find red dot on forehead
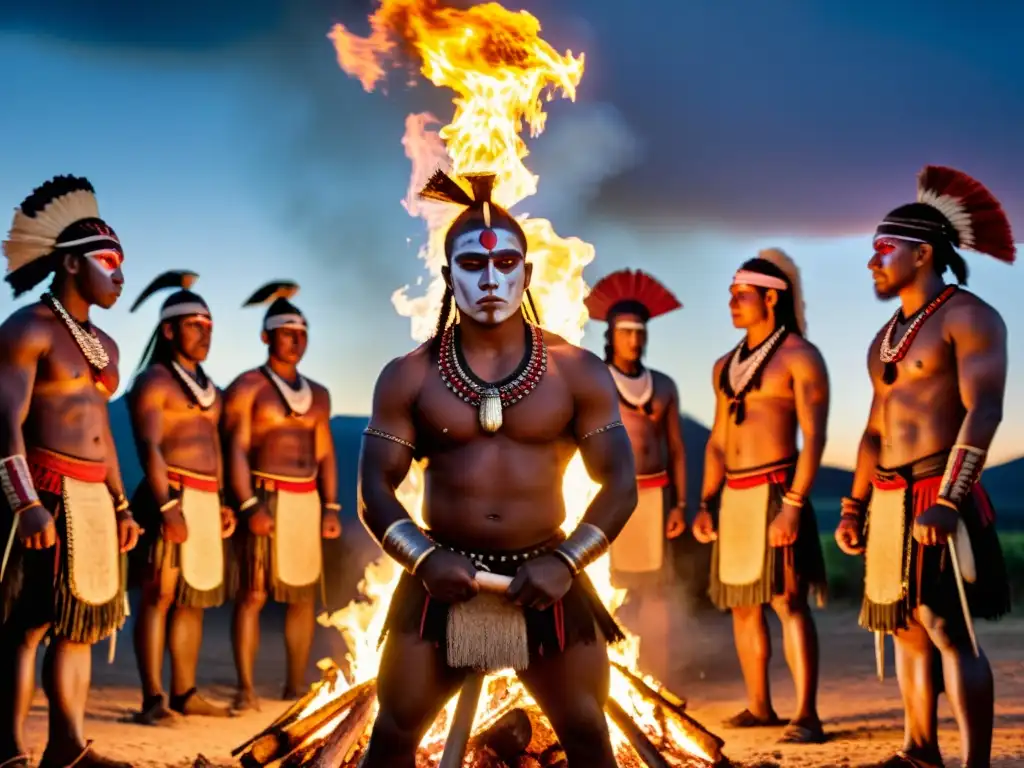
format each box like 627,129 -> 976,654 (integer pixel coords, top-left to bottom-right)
479,229 -> 498,251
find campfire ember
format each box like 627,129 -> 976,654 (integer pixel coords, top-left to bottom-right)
238,1 -> 727,765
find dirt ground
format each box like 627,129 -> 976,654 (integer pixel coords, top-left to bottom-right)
15,602 -> 1024,767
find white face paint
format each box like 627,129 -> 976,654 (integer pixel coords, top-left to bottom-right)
449,229 -> 527,325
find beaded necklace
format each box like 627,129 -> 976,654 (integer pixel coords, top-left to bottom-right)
879,285 -> 957,384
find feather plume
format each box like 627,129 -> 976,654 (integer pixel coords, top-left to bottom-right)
3,176 -> 100,273
242,281 -> 300,307
418,169 -> 475,206
130,270 -> 199,312
757,248 -> 807,336
464,173 -> 497,204
584,269 -> 682,322
917,165 -> 1015,263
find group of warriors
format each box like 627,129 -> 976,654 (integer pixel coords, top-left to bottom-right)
0,162 -> 1013,768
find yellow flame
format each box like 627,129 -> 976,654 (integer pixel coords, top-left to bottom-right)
315,1 -> 714,763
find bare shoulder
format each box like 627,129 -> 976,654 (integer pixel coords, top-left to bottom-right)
304,376 -> 332,407
649,368 -> 679,397
0,302 -> 54,353
223,368 -> 267,402
372,341 -> 431,405
944,289 -> 1006,342
711,349 -> 732,388
545,331 -> 614,390
130,364 -> 174,399
781,334 -> 827,376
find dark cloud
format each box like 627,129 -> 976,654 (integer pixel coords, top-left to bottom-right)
7,0 -> 1024,236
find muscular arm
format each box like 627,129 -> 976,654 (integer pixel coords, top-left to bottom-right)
662,379 -> 687,508
849,392 -> 883,503
950,306 -> 1007,451
221,376 -> 260,507
315,389 -> 339,509
0,315 -> 44,459
700,359 -> 730,504
787,345 -> 830,500
572,353 -> 638,542
102,401 -> 128,501
128,375 -> 171,507
357,358 -> 418,541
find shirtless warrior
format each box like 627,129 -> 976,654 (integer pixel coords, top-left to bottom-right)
692,249 -> 829,744
0,176 -> 141,768
358,170 -> 637,768
127,271 -> 235,724
223,282 -> 341,710
836,165 -> 1014,768
584,269 -> 686,679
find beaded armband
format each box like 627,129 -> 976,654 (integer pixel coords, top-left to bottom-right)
579,421 -> 624,442
938,444 -> 987,509
0,454 -> 40,514
380,519 -> 436,574
553,523 -> 610,576
363,427 -> 416,452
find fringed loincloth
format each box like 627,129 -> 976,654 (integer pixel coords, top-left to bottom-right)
708,458 -> 827,611
0,448 -> 126,644
235,471 -> 322,604
859,450 -> 1010,636
381,534 -> 625,672
129,467 -> 228,608
610,472 -> 671,591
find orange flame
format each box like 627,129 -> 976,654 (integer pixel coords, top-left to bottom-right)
316,1 -> 715,763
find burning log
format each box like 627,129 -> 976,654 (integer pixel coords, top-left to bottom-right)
606,699 -> 671,768
611,660 -> 687,712
238,680 -> 376,767
306,687 -> 377,767
438,673 -> 485,768
471,708 -> 533,762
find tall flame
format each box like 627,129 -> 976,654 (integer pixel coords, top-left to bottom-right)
315,1 -> 714,762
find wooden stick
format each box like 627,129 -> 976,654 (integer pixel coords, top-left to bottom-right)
438,673 -> 485,768
475,572 -> 512,594
307,688 -> 377,768
611,661 -> 688,712
605,699 -> 671,768
875,631 -> 885,682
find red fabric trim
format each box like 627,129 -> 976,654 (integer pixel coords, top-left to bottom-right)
253,474 -> 317,493
27,448 -> 107,488
419,596 -> 430,639
168,468 -> 219,493
725,468 -> 788,489
637,472 -> 669,490
872,472 -> 994,526
871,474 -> 908,492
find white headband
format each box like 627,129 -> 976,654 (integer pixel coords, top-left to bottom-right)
161,302 -> 210,321
613,320 -> 646,331
57,233 -> 122,249
733,269 -> 788,291
265,313 -> 306,331
873,233 -> 927,245
451,228 -> 525,260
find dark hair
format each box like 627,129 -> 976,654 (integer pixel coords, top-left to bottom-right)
737,258 -> 801,336
879,203 -> 968,285
930,239 -> 969,285
602,300 -> 650,363
6,251 -> 67,297
133,320 -> 178,379
429,282 -> 542,354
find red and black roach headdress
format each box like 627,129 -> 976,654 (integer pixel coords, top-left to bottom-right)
875,165 -> 1016,284
417,169 -> 539,340
584,269 -> 682,326
3,175 -> 123,297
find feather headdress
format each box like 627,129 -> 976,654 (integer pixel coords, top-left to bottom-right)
3,175 -> 122,296
244,281 -> 305,331
876,165 -> 1015,264
584,269 -> 682,323
131,270 -> 207,320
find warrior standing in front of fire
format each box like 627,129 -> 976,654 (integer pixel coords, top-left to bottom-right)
126,271 -> 235,725
358,170 -> 637,768
584,269 -> 686,680
0,176 -> 141,768
222,283 -> 341,711
692,249 -> 829,744
836,166 -> 1013,768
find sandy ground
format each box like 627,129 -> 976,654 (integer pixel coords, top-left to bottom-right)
15,601 -> 1024,767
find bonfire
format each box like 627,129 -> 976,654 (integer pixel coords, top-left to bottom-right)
235,1 -> 726,765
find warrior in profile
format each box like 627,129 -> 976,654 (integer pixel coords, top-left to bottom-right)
222,283 -> 341,711
0,175 -> 140,768
585,269 -> 687,679
127,271 -> 235,724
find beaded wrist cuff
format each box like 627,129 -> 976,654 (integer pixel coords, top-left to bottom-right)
553,523 -> 609,576
381,519 -> 436,574
0,454 -> 40,514
239,496 -> 259,513
783,490 -> 805,509
938,445 -> 986,508
840,496 -> 866,518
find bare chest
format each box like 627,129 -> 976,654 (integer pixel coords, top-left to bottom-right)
37,330 -> 120,395
251,386 -> 319,435
163,384 -> 221,428
869,317 -> 952,385
725,350 -> 792,402
415,371 -> 573,449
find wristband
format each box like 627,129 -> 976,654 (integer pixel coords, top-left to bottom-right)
324,502 -> 342,512
380,519 -> 436,574
239,496 -> 259,513
783,490 -> 805,509
0,454 -> 40,514
938,445 -> 986,509
553,523 -> 609,576
113,494 -> 130,514
159,498 -> 179,513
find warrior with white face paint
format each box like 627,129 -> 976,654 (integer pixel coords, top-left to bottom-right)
358,170 -> 638,768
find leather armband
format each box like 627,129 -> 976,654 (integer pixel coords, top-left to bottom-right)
380,519 -> 436,574
938,445 -> 986,509
0,454 -> 41,514
553,523 -> 610,576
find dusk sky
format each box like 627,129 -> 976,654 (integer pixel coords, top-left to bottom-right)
2,1 -> 1023,469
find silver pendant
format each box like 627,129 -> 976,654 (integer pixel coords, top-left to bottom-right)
479,388 -> 503,433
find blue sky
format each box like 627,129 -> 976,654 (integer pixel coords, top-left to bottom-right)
1,1 -> 1023,469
